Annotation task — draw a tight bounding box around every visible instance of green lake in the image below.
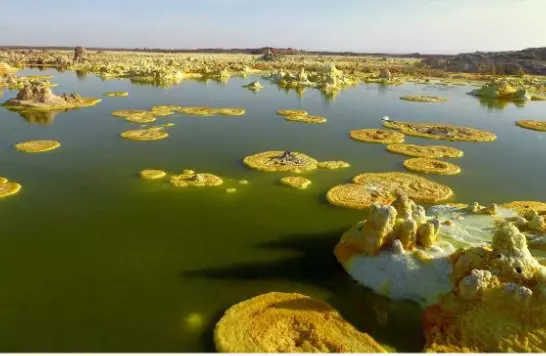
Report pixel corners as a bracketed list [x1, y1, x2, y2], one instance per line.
[1, 69, 545, 352]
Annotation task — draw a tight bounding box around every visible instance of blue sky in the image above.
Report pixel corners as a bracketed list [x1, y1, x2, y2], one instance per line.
[0, 0, 544, 54]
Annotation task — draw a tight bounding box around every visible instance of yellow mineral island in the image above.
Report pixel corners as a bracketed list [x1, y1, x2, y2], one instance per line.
[2, 83, 101, 112]
[214, 292, 386, 353]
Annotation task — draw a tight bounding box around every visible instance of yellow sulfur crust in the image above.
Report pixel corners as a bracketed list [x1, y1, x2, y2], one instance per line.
[515, 120, 546, 132]
[243, 151, 318, 173]
[14, 140, 61, 153]
[352, 172, 454, 204]
[213, 292, 387, 353]
[403, 158, 462, 176]
[349, 129, 405, 144]
[386, 143, 463, 159]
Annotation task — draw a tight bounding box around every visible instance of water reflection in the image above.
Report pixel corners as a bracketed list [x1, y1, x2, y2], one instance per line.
[6, 108, 65, 125]
[278, 85, 306, 99]
[477, 97, 527, 112]
[195, 76, 230, 87]
[76, 70, 89, 81]
[321, 89, 340, 103]
[129, 78, 182, 89]
[377, 84, 389, 95]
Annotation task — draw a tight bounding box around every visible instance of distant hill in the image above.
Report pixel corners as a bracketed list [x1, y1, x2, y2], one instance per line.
[420, 47, 546, 75]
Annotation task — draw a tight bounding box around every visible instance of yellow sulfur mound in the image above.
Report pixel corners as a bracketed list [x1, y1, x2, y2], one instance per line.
[386, 143, 463, 159]
[170, 172, 223, 188]
[277, 109, 308, 117]
[104, 91, 128, 97]
[243, 151, 318, 173]
[500, 201, 546, 216]
[151, 105, 182, 112]
[403, 158, 461, 176]
[317, 161, 350, 169]
[0, 181, 22, 199]
[214, 108, 246, 116]
[177, 106, 217, 116]
[515, 120, 546, 132]
[326, 183, 395, 210]
[0, 177, 7, 184]
[125, 114, 157, 123]
[399, 95, 448, 103]
[384, 120, 496, 142]
[112, 109, 149, 118]
[213, 292, 387, 353]
[349, 129, 405, 144]
[284, 114, 327, 124]
[352, 172, 454, 204]
[14, 140, 61, 153]
[2, 84, 101, 112]
[423, 223, 546, 352]
[120, 127, 168, 141]
[139, 169, 167, 180]
[280, 176, 312, 189]
[150, 109, 174, 117]
[337, 193, 440, 256]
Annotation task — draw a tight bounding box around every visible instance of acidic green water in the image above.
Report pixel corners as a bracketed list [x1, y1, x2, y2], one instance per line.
[1, 69, 545, 352]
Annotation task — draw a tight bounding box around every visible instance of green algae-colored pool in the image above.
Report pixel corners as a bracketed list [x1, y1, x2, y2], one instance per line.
[1, 69, 545, 352]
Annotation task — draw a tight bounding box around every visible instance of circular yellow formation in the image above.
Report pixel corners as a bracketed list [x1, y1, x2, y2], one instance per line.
[104, 91, 128, 97]
[277, 109, 308, 117]
[349, 129, 405, 144]
[150, 109, 174, 117]
[120, 127, 168, 141]
[515, 120, 546, 132]
[213, 292, 386, 353]
[0, 177, 7, 184]
[326, 183, 395, 210]
[0, 181, 22, 199]
[280, 176, 312, 189]
[170, 172, 223, 188]
[500, 201, 546, 215]
[215, 108, 246, 116]
[384, 121, 496, 142]
[243, 151, 318, 173]
[112, 109, 148, 118]
[125, 114, 157, 123]
[151, 105, 182, 112]
[403, 158, 462, 176]
[14, 140, 61, 153]
[177, 107, 217, 116]
[139, 169, 167, 180]
[317, 161, 351, 169]
[399, 95, 448, 103]
[283, 114, 327, 124]
[352, 172, 454, 204]
[386, 143, 464, 158]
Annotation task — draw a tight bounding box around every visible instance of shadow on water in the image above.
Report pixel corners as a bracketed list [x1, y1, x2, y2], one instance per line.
[182, 229, 425, 352]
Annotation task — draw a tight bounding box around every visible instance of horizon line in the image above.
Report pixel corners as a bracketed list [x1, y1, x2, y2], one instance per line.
[1, 44, 541, 57]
